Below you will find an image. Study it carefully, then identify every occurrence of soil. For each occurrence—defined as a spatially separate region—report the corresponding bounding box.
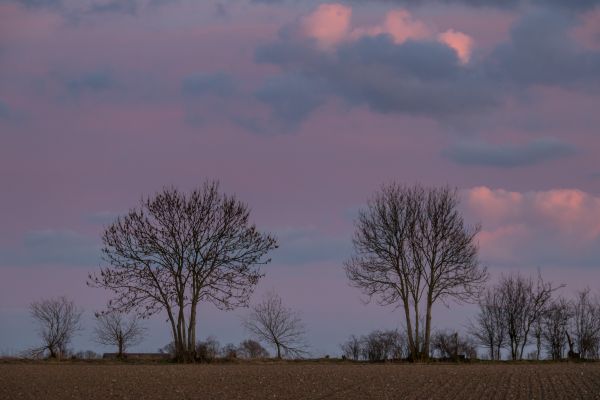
[1,362,599,399]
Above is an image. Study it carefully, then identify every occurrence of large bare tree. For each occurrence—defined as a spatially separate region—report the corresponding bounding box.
[94,312,146,358]
[243,291,307,359]
[88,182,277,362]
[29,296,83,359]
[345,183,487,360]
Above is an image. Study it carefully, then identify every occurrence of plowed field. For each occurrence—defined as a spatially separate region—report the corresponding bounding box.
[1,362,599,399]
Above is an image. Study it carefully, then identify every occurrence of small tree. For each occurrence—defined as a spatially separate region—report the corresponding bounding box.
[94,312,146,358]
[571,288,600,359]
[244,291,307,359]
[497,272,560,360]
[238,339,269,359]
[469,288,506,360]
[195,336,221,362]
[29,296,83,359]
[541,298,571,360]
[340,334,361,361]
[431,330,477,360]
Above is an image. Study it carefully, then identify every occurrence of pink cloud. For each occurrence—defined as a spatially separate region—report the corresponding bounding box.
[302,3,352,49]
[465,187,600,267]
[300,5,474,64]
[571,8,600,50]
[350,9,431,44]
[438,29,474,64]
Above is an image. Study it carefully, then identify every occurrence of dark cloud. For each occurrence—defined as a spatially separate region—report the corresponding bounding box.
[271,228,351,265]
[251,6,600,129]
[256,34,498,122]
[444,137,577,167]
[254,73,327,126]
[350,0,599,11]
[0,230,101,267]
[65,70,116,95]
[0,100,11,119]
[89,0,137,15]
[182,72,237,97]
[84,211,121,225]
[487,10,600,88]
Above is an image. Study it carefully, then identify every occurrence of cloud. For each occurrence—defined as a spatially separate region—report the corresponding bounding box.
[84,211,121,225]
[347,0,600,11]
[465,187,600,268]
[0,100,13,120]
[301,3,352,49]
[181,72,237,97]
[487,10,600,88]
[65,70,116,95]
[254,73,327,128]
[445,137,577,167]
[89,0,137,15]
[257,32,495,120]
[438,29,474,64]
[271,227,351,265]
[0,230,101,267]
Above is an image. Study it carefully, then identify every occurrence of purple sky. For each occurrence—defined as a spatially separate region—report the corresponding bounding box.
[1,0,600,357]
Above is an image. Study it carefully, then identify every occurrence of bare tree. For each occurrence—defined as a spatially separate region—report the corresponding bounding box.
[29,296,83,359]
[340,334,362,361]
[571,288,600,359]
[496,272,560,360]
[345,184,487,360]
[431,330,477,360]
[243,291,307,359]
[94,312,146,358]
[541,298,571,360]
[360,330,407,361]
[88,182,277,362]
[195,336,221,362]
[469,288,506,360]
[238,339,269,359]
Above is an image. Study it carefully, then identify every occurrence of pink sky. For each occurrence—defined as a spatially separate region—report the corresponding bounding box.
[1,0,600,356]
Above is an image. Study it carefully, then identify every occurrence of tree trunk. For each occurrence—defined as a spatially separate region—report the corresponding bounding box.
[402,300,417,361]
[188,301,198,361]
[276,343,281,359]
[423,292,434,361]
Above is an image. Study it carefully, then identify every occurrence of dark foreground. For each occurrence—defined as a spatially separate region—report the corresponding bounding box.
[1,362,600,399]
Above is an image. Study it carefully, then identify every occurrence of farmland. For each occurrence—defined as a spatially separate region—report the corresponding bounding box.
[1,362,599,399]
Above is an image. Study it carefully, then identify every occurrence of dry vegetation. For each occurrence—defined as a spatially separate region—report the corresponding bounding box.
[1,362,600,399]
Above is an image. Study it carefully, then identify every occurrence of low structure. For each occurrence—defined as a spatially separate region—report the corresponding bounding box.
[102,353,171,361]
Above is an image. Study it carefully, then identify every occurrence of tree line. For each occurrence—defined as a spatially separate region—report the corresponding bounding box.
[18,181,600,362]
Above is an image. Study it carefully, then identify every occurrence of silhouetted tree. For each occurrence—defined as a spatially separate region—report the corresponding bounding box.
[571,288,600,359]
[360,330,407,361]
[195,336,221,362]
[469,288,506,360]
[345,183,487,360]
[238,339,269,359]
[431,330,477,360]
[541,298,571,360]
[94,312,146,358]
[28,296,82,359]
[340,334,362,361]
[244,291,307,359]
[88,182,277,362]
[496,272,560,360]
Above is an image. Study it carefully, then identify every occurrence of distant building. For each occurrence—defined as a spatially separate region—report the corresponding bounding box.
[102,353,171,361]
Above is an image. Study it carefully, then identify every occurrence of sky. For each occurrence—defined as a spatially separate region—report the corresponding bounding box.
[1,0,600,357]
